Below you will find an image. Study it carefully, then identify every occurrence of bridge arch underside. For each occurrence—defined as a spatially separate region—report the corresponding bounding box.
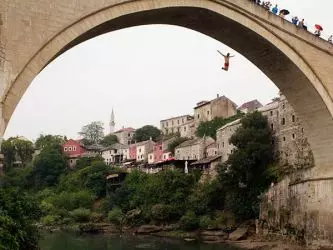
[6,4,333,172]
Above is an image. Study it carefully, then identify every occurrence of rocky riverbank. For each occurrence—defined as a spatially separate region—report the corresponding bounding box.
[39,222,316,250]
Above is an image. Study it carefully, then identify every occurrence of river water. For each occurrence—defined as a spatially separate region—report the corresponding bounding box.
[40,232,242,250]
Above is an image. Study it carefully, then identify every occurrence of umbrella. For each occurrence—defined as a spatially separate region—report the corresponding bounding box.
[315,24,323,31]
[279,9,290,15]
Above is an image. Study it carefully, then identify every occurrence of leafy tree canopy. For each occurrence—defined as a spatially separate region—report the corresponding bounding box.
[101,134,118,146]
[2,137,34,172]
[196,112,244,140]
[35,134,66,150]
[134,125,161,142]
[78,121,104,145]
[218,111,275,220]
[0,188,41,250]
[31,145,68,189]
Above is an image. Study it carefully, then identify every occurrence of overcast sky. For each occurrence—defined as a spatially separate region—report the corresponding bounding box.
[4,0,332,141]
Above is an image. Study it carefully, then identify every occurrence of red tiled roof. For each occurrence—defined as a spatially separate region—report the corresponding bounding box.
[239,99,263,110]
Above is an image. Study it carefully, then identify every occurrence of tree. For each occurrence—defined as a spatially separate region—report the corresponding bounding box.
[196,112,244,139]
[1,137,34,172]
[78,121,104,145]
[168,137,188,154]
[0,188,41,250]
[35,134,65,149]
[101,134,118,146]
[218,111,275,219]
[31,145,67,189]
[134,125,161,142]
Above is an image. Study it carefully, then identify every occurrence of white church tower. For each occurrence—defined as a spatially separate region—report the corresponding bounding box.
[109,109,115,134]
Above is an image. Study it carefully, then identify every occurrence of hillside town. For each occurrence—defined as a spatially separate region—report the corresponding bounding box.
[60,92,313,178]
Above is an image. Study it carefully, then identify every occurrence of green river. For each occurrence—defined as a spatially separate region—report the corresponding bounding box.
[40,232,242,250]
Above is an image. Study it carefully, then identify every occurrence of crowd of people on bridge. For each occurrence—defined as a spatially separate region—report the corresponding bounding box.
[249,0,332,44]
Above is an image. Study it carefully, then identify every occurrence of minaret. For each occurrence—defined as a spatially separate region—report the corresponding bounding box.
[109,109,115,134]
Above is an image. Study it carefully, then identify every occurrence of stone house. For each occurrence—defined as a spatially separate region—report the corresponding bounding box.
[216,93,313,168]
[160,115,194,135]
[175,137,215,161]
[206,142,218,157]
[179,119,196,138]
[194,94,237,127]
[136,140,155,162]
[100,143,128,165]
[113,127,135,145]
[238,99,263,113]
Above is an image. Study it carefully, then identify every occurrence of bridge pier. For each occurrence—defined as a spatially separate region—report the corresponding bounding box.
[260,167,333,247]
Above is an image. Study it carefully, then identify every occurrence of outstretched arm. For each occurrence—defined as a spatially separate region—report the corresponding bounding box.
[217,50,225,57]
[229,55,235,58]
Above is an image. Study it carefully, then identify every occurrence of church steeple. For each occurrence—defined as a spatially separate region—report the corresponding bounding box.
[109,109,115,134]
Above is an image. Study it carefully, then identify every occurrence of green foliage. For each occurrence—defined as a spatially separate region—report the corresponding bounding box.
[134,125,161,142]
[199,215,213,230]
[100,134,118,146]
[69,208,92,223]
[151,204,173,221]
[0,188,41,250]
[180,211,198,231]
[111,170,197,219]
[41,215,60,226]
[168,137,188,154]
[78,121,104,145]
[48,190,94,211]
[107,208,124,226]
[31,145,67,189]
[75,155,104,169]
[218,111,275,220]
[2,137,34,172]
[35,134,65,150]
[196,112,244,139]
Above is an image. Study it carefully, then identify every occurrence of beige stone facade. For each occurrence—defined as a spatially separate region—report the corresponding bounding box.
[160,115,193,135]
[179,119,195,138]
[175,137,215,161]
[113,127,135,145]
[194,95,237,127]
[217,94,313,168]
[216,119,241,162]
[136,140,155,163]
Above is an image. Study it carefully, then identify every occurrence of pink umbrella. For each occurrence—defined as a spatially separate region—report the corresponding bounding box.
[315,24,323,31]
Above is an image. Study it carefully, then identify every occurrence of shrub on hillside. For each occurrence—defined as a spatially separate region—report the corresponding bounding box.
[151,204,173,222]
[107,208,124,226]
[180,211,198,231]
[199,215,214,230]
[69,208,91,223]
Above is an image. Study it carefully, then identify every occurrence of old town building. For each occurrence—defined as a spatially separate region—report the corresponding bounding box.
[238,99,263,113]
[113,127,135,145]
[179,119,196,138]
[136,140,155,163]
[175,137,215,161]
[62,139,87,168]
[100,143,128,165]
[160,115,194,135]
[216,94,313,168]
[194,94,237,127]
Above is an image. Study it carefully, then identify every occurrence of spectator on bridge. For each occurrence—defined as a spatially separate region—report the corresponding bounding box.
[314,29,321,37]
[328,35,333,44]
[298,19,307,30]
[271,4,278,15]
[292,16,299,25]
[217,51,235,71]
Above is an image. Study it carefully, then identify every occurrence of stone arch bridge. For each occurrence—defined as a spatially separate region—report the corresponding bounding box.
[1,0,333,246]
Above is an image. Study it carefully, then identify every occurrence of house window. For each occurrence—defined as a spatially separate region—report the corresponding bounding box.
[282,104,285,109]
[70,159,73,163]
[182,118,184,123]
[270,111,273,116]
[197,114,200,119]
[271,124,274,130]
[68,147,72,151]
[283,137,286,141]
[139,148,141,153]
[207,110,210,115]
[73,146,76,151]
[149,155,152,160]
[114,149,117,154]
[281,118,285,125]
[292,133,296,140]
[292,115,295,122]
[215,151,217,155]
[64,147,68,151]
[301,128,304,133]
[128,133,131,137]
[177,120,180,125]
[271,139,275,145]
[222,142,225,147]
[184,127,187,132]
